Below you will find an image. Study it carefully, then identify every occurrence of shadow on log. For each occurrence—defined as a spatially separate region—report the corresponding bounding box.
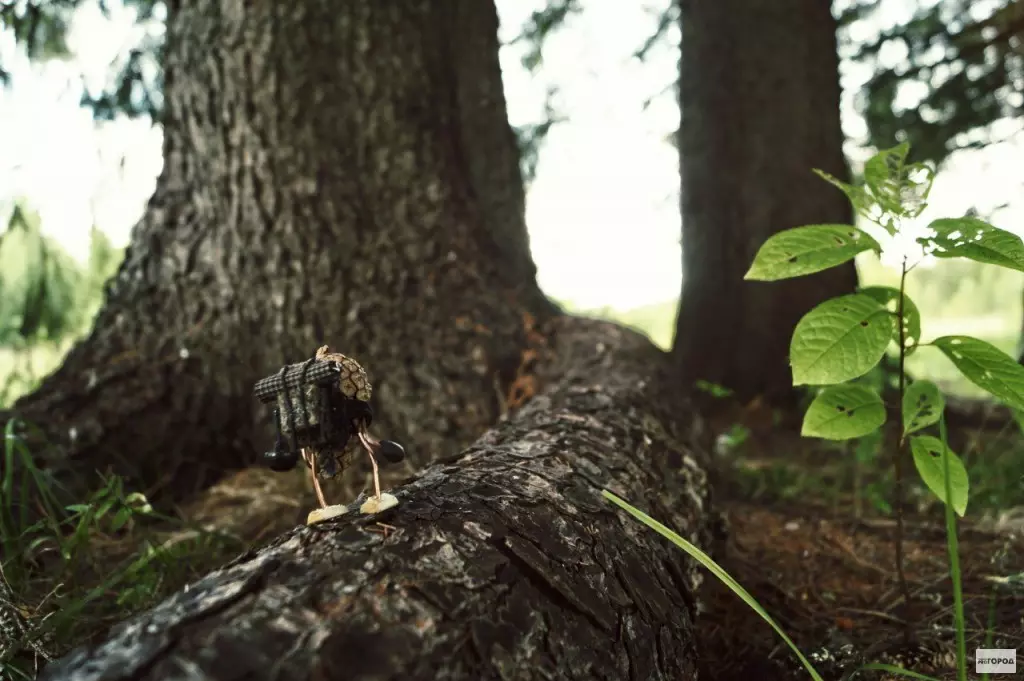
[41,317,715,681]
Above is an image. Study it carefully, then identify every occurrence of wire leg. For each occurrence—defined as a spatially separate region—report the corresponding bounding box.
[369,451,381,501]
[358,431,382,502]
[304,448,328,508]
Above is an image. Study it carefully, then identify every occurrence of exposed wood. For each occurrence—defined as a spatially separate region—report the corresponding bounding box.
[40,318,715,681]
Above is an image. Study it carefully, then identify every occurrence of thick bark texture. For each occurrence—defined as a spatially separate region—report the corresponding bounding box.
[40,318,714,681]
[6,1,554,504]
[673,0,858,404]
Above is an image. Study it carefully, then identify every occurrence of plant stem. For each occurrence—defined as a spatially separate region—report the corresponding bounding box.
[894,257,912,631]
[938,415,967,681]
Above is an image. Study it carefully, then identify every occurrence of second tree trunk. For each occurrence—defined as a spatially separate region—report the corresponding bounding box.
[673,0,858,405]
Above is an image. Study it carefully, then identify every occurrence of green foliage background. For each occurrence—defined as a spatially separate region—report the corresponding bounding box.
[0,200,124,406]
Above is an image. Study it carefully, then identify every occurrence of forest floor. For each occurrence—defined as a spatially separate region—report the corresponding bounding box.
[5,401,1023,681]
[697,409,1024,681]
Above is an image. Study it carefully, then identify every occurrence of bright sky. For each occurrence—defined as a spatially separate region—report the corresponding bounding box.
[1,0,1022,311]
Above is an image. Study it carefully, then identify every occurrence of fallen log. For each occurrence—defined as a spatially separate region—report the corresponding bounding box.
[41,317,716,681]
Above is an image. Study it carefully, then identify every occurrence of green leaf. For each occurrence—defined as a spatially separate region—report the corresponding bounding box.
[858,286,922,351]
[815,144,935,233]
[863,143,911,190]
[863,145,913,220]
[813,169,891,235]
[933,336,1024,410]
[745,225,880,281]
[863,142,904,175]
[790,294,894,385]
[861,144,935,220]
[917,217,1024,272]
[909,435,969,517]
[802,385,885,440]
[111,507,132,532]
[864,143,937,215]
[902,380,944,436]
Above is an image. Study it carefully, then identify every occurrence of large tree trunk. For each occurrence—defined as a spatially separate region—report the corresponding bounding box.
[39,318,714,681]
[672,0,858,405]
[5,0,555,506]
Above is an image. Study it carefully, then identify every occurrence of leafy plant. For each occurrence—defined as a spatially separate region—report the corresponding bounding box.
[744,142,1024,678]
[600,144,1006,681]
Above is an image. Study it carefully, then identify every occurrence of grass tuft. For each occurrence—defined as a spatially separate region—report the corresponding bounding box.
[0,418,244,677]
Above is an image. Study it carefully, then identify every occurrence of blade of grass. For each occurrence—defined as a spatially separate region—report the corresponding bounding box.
[0,661,33,681]
[2,420,18,555]
[857,662,942,680]
[980,591,997,681]
[938,414,967,681]
[601,489,825,681]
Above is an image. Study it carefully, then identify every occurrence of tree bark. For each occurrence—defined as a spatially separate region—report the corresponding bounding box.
[4,0,555,506]
[672,0,858,405]
[39,318,714,681]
